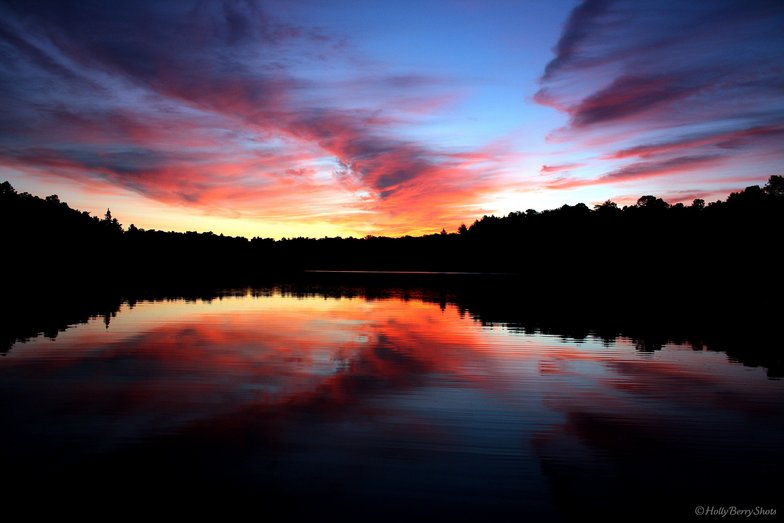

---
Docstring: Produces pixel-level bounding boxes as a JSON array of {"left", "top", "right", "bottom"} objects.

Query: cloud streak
[
  {"left": 537, "top": 0, "right": 784, "bottom": 191},
  {"left": 540, "top": 163, "right": 585, "bottom": 175},
  {"left": 2, "top": 0, "right": 782, "bottom": 234},
  {"left": 546, "top": 155, "right": 722, "bottom": 190},
  {"left": 0, "top": 0, "right": 505, "bottom": 236}
]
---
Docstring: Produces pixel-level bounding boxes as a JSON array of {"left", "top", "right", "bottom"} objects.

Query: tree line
[{"left": 1, "top": 177, "right": 782, "bottom": 289}]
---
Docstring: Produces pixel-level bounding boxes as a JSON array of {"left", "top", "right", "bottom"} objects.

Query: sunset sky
[{"left": 1, "top": 0, "right": 782, "bottom": 238}]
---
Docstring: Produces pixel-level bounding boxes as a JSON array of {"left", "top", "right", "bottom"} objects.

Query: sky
[{"left": 1, "top": 0, "right": 782, "bottom": 238}]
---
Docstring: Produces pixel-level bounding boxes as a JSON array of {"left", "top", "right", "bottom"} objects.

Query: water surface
[{"left": 1, "top": 289, "right": 781, "bottom": 520}]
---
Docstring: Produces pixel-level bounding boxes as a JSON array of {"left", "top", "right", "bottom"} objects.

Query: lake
[{"left": 1, "top": 287, "right": 781, "bottom": 520}]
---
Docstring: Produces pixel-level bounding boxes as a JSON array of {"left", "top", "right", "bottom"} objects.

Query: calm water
[{"left": 1, "top": 289, "right": 781, "bottom": 520}]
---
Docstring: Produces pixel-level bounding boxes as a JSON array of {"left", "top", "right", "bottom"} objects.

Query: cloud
[
  {"left": 546, "top": 155, "right": 722, "bottom": 190},
  {"left": 0, "top": 0, "right": 494, "bottom": 236},
  {"left": 537, "top": 0, "right": 784, "bottom": 190},
  {"left": 540, "top": 163, "right": 585, "bottom": 175},
  {"left": 569, "top": 73, "right": 705, "bottom": 128},
  {"left": 541, "top": 0, "right": 612, "bottom": 82},
  {"left": 607, "top": 125, "right": 784, "bottom": 160}
]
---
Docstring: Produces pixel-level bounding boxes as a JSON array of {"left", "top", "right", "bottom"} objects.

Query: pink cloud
[
  {"left": 536, "top": 0, "right": 784, "bottom": 197},
  {"left": 546, "top": 155, "right": 722, "bottom": 190},
  {"left": 608, "top": 125, "right": 784, "bottom": 160},
  {"left": 569, "top": 74, "right": 704, "bottom": 128},
  {"left": 540, "top": 163, "right": 585, "bottom": 175}
]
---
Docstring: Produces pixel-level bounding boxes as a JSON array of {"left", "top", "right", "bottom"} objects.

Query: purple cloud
[
  {"left": 0, "top": 0, "right": 492, "bottom": 234},
  {"left": 547, "top": 155, "right": 722, "bottom": 189},
  {"left": 537, "top": 0, "right": 784, "bottom": 189}
]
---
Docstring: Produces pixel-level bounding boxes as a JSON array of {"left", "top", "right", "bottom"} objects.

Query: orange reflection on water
[
  {"left": 7, "top": 292, "right": 780, "bottom": 419},
  {"left": 5, "top": 294, "right": 515, "bottom": 419},
  {"left": 2, "top": 291, "right": 782, "bottom": 519}
]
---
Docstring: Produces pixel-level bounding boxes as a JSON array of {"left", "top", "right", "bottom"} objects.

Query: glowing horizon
[{"left": 1, "top": 1, "right": 782, "bottom": 239}]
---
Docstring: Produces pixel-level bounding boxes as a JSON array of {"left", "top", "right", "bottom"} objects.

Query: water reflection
[{"left": 1, "top": 289, "right": 781, "bottom": 520}]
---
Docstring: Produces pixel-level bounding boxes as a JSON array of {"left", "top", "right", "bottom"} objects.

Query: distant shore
[{"left": 2, "top": 177, "right": 782, "bottom": 290}]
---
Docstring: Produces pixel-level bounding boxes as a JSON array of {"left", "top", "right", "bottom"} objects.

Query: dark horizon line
[{"left": 2, "top": 176, "right": 781, "bottom": 241}]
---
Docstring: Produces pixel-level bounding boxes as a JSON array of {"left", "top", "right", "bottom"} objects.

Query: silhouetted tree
[
  {"left": 764, "top": 175, "right": 784, "bottom": 197},
  {"left": 0, "top": 180, "right": 15, "bottom": 196},
  {"left": 102, "top": 208, "right": 122, "bottom": 232},
  {"left": 2, "top": 176, "right": 782, "bottom": 284},
  {"left": 594, "top": 200, "right": 618, "bottom": 211},
  {"left": 636, "top": 195, "right": 668, "bottom": 211}
]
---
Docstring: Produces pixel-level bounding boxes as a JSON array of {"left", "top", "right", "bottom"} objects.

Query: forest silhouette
[{"left": 2, "top": 176, "right": 782, "bottom": 288}]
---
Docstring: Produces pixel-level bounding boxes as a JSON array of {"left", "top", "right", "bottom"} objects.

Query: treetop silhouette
[{"left": 1, "top": 176, "right": 781, "bottom": 284}]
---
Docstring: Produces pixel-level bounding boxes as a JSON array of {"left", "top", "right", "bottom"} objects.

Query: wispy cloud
[
  {"left": 537, "top": 0, "right": 784, "bottom": 190},
  {"left": 2, "top": 0, "right": 782, "bottom": 234},
  {"left": 607, "top": 125, "right": 784, "bottom": 160},
  {"left": 0, "top": 0, "right": 502, "bottom": 235},
  {"left": 540, "top": 163, "right": 585, "bottom": 175},
  {"left": 546, "top": 155, "right": 722, "bottom": 190}
]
